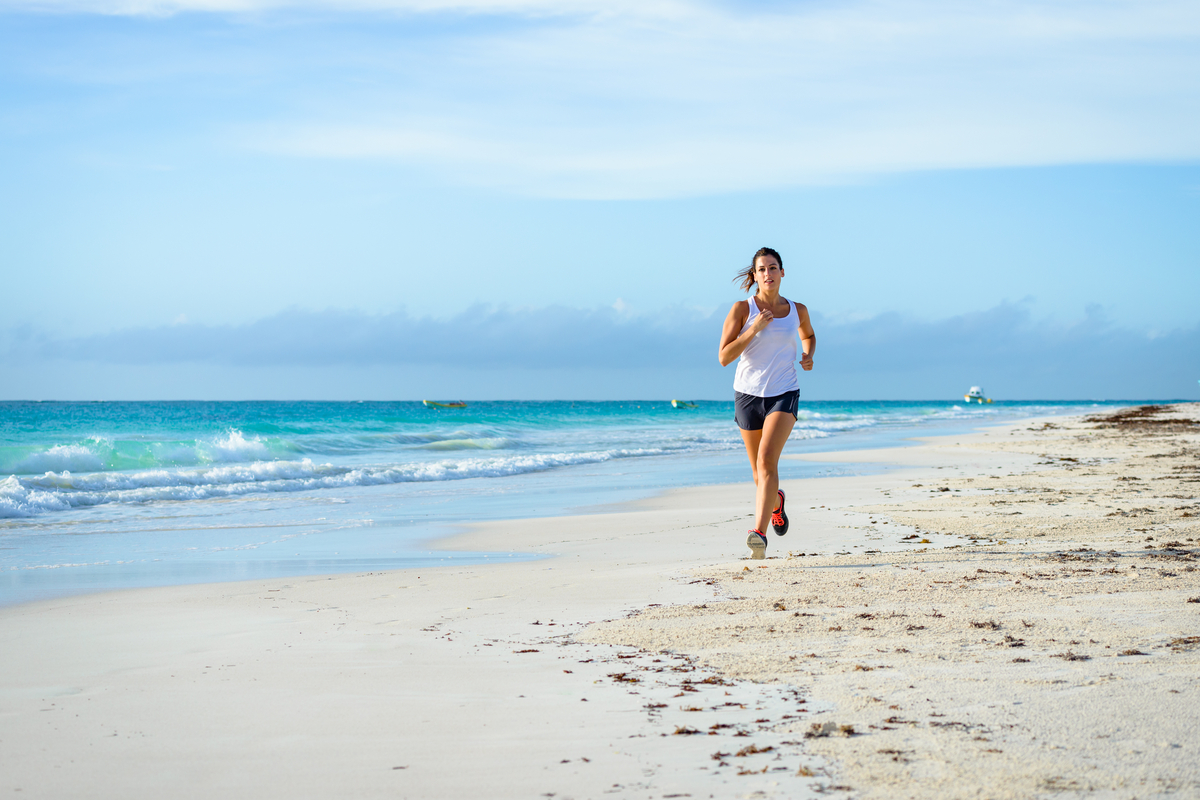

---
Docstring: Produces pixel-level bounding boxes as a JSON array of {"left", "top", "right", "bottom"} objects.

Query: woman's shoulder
[
  {"left": 727, "top": 298, "right": 751, "bottom": 316},
  {"left": 791, "top": 300, "right": 813, "bottom": 328}
]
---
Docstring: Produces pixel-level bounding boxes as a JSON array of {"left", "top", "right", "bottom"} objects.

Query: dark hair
[{"left": 735, "top": 247, "right": 783, "bottom": 293}]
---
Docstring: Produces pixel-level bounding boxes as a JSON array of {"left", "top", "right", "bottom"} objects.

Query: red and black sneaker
[
  {"left": 747, "top": 529, "right": 767, "bottom": 559},
  {"left": 771, "top": 490, "right": 789, "bottom": 536}
]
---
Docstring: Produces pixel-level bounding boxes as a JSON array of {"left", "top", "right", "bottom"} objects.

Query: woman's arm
[
  {"left": 795, "top": 302, "right": 816, "bottom": 371},
  {"left": 718, "top": 300, "right": 772, "bottom": 366}
]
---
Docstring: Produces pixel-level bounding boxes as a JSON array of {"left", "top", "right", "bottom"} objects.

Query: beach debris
[
  {"left": 1000, "top": 635, "right": 1026, "bottom": 647},
  {"left": 608, "top": 672, "right": 640, "bottom": 683},
  {"left": 806, "top": 722, "right": 856, "bottom": 738},
  {"left": 696, "top": 675, "right": 732, "bottom": 686},
  {"left": 885, "top": 715, "right": 918, "bottom": 725},
  {"left": 1188, "top": 597, "right": 1200, "bottom": 603},
  {"left": 1086, "top": 404, "right": 1200, "bottom": 432},
  {"left": 1168, "top": 636, "right": 1200, "bottom": 652},
  {"left": 1012, "top": 657, "right": 1031, "bottom": 663},
  {"left": 735, "top": 744, "right": 775, "bottom": 756},
  {"left": 970, "top": 620, "right": 1002, "bottom": 630},
  {"left": 673, "top": 726, "right": 702, "bottom": 735},
  {"left": 1050, "top": 651, "right": 1090, "bottom": 661},
  {"left": 930, "top": 720, "right": 975, "bottom": 732},
  {"left": 1118, "top": 649, "right": 1148, "bottom": 656},
  {"left": 514, "top": 649, "right": 539, "bottom": 653}
]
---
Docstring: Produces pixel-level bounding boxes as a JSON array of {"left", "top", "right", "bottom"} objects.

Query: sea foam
[
  {"left": 0, "top": 447, "right": 682, "bottom": 518},
  {"left": 12, "top": 443, "right": 106, "bottom": 474}
]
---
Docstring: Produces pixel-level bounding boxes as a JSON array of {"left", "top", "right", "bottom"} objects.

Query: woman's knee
[{"left": 756, "top": 458, "right": 780, "bottom": 480}]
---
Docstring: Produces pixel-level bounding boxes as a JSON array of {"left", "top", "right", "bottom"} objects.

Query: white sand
[
  {"left": 2, "top": 405, "right": 1197, "bottom": 799},
  {"left": 583, "top": 404, "right": 1200, "bottom": 798}
]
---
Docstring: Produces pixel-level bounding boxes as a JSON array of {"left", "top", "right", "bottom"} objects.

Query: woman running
[{"left": 718, "top": 247, "right": 816, "bottom": 559}]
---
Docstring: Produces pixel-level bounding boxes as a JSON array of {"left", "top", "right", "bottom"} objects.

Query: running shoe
[
  {"left": 771, "top": 489, "right": 789, "bottom": 536},
  {"left": 747, "top": 529, "right": 767, "bottom": 559}
]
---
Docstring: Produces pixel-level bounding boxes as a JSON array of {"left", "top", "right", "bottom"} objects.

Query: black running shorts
[{"left": 734, "top": 389, "right": 800, "bottom": 431}]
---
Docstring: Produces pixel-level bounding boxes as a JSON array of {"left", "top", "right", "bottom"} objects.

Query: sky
[{"left": 1, "top": 0, "right": 1198, "bottom": 400}]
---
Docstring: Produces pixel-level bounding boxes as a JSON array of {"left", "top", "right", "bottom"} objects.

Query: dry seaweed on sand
[{"left": 1085, "top": 404, "right": 1200, "bottom": 432}]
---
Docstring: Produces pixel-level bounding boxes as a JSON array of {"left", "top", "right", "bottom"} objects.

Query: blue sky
[{"left": 1, "top": 0, "right": 1198, "bottom": 400}]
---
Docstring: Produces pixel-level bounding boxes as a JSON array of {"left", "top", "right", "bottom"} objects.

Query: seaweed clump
[{"left": 1086, "top": 405, "right": 1199, "bottom": 433}]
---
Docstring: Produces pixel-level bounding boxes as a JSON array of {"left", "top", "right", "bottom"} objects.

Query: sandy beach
[{"left": 3, "top": 404, "right": 1198, "bottom": 799}]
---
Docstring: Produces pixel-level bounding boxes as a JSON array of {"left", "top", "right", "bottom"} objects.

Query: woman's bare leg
[
  {"left": 738, "top": 427, "right": 763, "bottom": 489},
  {"left": 752, "top": 411, "right": 795, "bottom": 533}
]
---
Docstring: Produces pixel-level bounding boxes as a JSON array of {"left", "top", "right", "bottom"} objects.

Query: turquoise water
[{"left": 0, "top": 399, "right": 1136, "bottom": 604}]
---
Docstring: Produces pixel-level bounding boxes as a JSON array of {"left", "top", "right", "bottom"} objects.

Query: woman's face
[{"left": 754, "top": 255, "right": 783, "bottom": 292}]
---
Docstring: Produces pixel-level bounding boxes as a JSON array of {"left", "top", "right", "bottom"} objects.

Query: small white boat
[
  {"left": 964, "top": 387, "right": 992, "bottom": 404},
  {"left": 423, "top": 400, "right": 467, "bottom": 409},
  {"left": 671, "top": 399, "right": 698, "bottom": 409}
]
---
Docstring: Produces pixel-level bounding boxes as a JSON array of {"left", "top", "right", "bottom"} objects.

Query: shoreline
[
  {"left": 0, "top": 405, "right": 1043, "bottom": 610},
  {"left": 3, "top": 405, "right": 1196, "bottom": 798}
]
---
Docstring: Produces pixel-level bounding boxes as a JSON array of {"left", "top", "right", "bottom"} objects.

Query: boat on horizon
[
  {"left": 671, "top": 399, "right": 699, "bottom": 409},
  {"left": 423, "top": 400, "right": 468, "bottom": 409},
  {"left": 963, "top": 387, "right": 992, "bottom": 404}
]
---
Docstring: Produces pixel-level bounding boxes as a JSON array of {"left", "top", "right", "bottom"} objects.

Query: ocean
[{"left": 0, "top": 399, "right": 1132, "bottom": 606}]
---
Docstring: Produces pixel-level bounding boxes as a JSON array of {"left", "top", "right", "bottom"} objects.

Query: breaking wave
[{"left": 0, "top": 446, "right": 689, "bottom": 518}]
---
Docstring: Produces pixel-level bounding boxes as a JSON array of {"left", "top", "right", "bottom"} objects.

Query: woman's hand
[
  {"left": 748, "top": 309, "right": 774, "bottom": 335},
  {"left": 799, "top": 352, "right": 814, "bottom": 371}
]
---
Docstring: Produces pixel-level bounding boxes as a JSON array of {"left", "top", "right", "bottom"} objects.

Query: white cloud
[
  {"left": 8, "top": 0, "right": 1200, "bottom": 197},
  {"left": 0, "top": 0, "right": 674, "bottom": 15},
  {"left": 249, "top": 0, "right": 1200, "bottom": 197}
]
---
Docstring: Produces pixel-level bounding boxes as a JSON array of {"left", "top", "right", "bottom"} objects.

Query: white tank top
[{"left": 733, "top": 296, "right": 800, "bottom": 397}]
